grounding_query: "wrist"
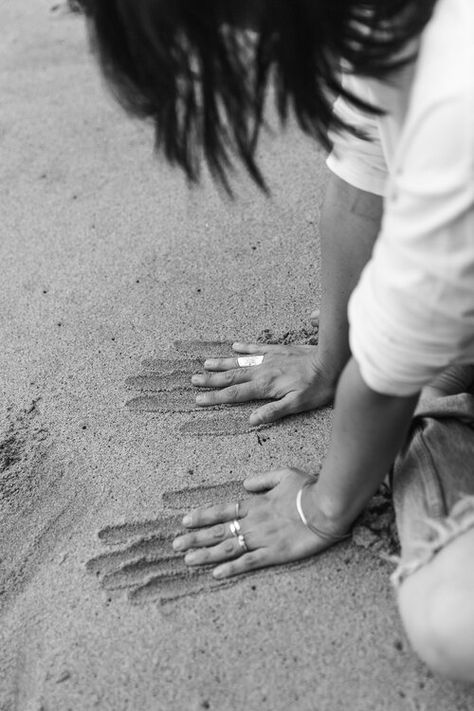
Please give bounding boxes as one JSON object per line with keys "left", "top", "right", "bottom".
{"left": 299, "top": 480, "right": 354, "bottom": 539}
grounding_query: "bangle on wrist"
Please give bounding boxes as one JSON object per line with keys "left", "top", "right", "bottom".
{"left": 296, "top": 480, "right": 351, "bottom": 542}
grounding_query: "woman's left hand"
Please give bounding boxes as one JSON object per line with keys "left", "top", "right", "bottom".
{"left": 172, "top": 467, "right": 346, "bottom": 579}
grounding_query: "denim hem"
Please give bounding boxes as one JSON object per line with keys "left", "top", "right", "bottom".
{"left": 390, "top": 495, "right": 474, "bottom": 588}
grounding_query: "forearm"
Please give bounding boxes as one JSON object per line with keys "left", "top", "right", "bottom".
{"left": 318, "top": 174, "right": 383, "bottom": 380}
{"left": 307, "top": 357, "right": 419, "bottom": 532}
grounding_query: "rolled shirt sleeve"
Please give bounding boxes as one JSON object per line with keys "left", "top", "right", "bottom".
{"left": 349, "top": 0, "right": 474, "bottom": 395}
{"left": 326, "top": 74, "right": 388, "bottom": 197}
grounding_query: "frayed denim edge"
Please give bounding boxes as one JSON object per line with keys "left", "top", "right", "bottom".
{"left": 389, "top": 495, "right": 474, "bottom": 588}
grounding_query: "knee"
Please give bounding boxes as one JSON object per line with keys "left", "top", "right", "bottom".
{"left": 398, "top": 569, "right": 474, "bottom": 682}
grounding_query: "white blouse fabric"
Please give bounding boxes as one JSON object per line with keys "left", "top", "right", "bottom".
{"left": 327, "top": 0, "right": 474, "bottom": 395}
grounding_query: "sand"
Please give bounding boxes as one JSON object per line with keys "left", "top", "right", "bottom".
{"left": 1, "top": 2, "right": 474, "bottom": 709}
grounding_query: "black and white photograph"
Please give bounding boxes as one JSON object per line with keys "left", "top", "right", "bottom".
{"left": 1, "top": 0, "right": 473, "bottom": 709}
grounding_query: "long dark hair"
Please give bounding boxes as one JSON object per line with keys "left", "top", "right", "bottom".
{"left": 82, "top": 0, "right": 436, "bottom": 192}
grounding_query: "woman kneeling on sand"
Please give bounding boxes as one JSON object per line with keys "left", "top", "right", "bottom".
{"left": 83, "top": 0, "right": 474, "bottom": 681}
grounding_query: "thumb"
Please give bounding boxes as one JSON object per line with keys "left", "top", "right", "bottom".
{"left": 249, "top": 393, "right": 300, "bottom": 426}
{"left": 243, "top": 468, "right": 286, "bottom": 492}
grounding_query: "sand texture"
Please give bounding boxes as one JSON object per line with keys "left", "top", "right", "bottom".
{"left": 1, "top": 2, "right": 474, "bottom": 710}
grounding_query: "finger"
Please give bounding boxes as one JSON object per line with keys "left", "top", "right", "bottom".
{"left": 183, "top": 537, "right": 244, "bottom": 566}
{"left": 213, "top": 548, "right": 269, "bottom": 579}
{"left": 243, "top": 468, "right": 286, "bottom": 492}
{"left": 194, "top": 381, "right": 259, "bottom": 407}
{"left": 201, "top": 356, "right": 241, "bottom": 372}
{"left": 191, "top": 368, "right": 251, "bottom": 389}
{"left": 181, "top": 500, "right": 247, "bottom": 529}
{"left": 173, "top": 521, "right": 230, "bottom": 553}
{"left": 231, "top": 342, "right": 277, "bottom": 355}
{"left": 249, "top": 392, "right": 301, "bottom": 426}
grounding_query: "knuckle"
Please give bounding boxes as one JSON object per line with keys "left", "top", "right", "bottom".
{"left": 212, "top": 524, "right": 226, "bottom": 541}
{"left": 222, "top": 562, "right": 235, "bottom": 577}
{"left": 244, "top": 551, "right": 262, "bottom": 569}
{"left": 260, "top": 403, "right": 277, "bottom": 422}
{"left": 186, "top": 533, "right": 199, "bottom": 547}
{"left": 259, "top": 374, "right": 275, "bottom": 397}
{"left": 223, "top": 385, "right": 239, "bottom": 402}
{"left": 223, "top": 370, "right": 236, "bottom": 385}
{"left": 208, "top": 392, "right": 222, "bottom": 405}
{"left": 196, "top": 548, "right": 209, "bottom": 563}
{"left": 223, "top": 539, "right": 236, "bottom": 555}
{"left": 214, "top": 504, "right": 229, "bottom": 519}
{"left": 199, "top": 511, "right": 215, "bottom": 526}
{"left": 176, "top": 534, "right": 191, "bottom": 551}
{"left": 202, "top": 373, "right": 217, "bottom": 386}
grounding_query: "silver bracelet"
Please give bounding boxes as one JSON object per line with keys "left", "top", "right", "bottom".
{"left": 296, "top": 480, "right": 351, "bottom": 542}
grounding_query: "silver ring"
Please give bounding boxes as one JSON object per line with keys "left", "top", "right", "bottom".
{"left": 235, "top": 501, "right": 240, "bottom": 518}
{"left": 237, "top": 355, "right": 264, "bottom": 368}
{"left": 237, "top": 533, "right": 248, "bottom": 553}
{"left": 229, "top": 519, "right": 241, "bottom": 537}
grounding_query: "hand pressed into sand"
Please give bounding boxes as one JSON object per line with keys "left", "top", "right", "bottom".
{"left": 191, "top": 342, "right": 337, "bottom": 425}
{"left": 172, "top": 468, "right": 347, "bottom": 579}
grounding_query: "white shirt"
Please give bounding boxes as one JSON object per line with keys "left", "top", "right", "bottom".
{"left": 327, "top": 0, "right": 474, "bottom": 395}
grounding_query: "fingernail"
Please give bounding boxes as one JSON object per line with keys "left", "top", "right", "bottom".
{"left": 173, "top": 538, "right": 184, "bottom": 551}
{"left": 213, "top": 567, "right": 225, "bottom": 579}
{"left": 204, "top": 359, "right": 215, "bottom": 368}
{"left": 182, "top": 514, "right": 192, "bottom": 526}
{"left": 195, "top": 395, "right": 205, "bottom": 405}
{"left": 191, "top": 375, "right": 201, "bottom": 385}
{"left": 185, "top": 552, "right": 196, "bottom": 564}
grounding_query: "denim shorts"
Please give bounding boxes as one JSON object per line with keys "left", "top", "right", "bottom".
{"left": 391, "top": 392, "right": 474, "bottom": 587}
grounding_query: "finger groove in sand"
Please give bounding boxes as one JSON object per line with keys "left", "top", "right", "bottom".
{"left": 98, "top": 515, "right": 183, "bottom": 545}
{"left": 126, "top": 394, "right": 263, "bottom": 414}
{"left": 125, "top": 374, "right": 195, "bottom": 392}
{"left": 126, "top": 393, "right": 202, "bottom": 412}
{"left": 162, "top": 480, "right": 245, "bottom": 509}
{"left": 86, "top": 535, "right": 178, "bottom": 576}
{"left": 139, "top": 357, "right": 204, "bottom": 373}
{"left": 129, "top": 568, "right": 233, "bottom": 604}
{"left": 101, "top": 556, "right": 186, "bottom": 590}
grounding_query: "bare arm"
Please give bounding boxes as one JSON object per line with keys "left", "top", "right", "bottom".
{"left": 317, "top": 173, "right": 384, "bottom": 380}
{"left": 192, "top": 174, "right": 384, "bottom": 425}
{"left": 305, "top": 357, "right": 419, "bottom": 535}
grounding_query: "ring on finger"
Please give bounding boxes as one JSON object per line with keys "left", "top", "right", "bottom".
{"left": 235, "top": 501, "right": 241, "bottom": 518}
{"left": 237, "top": 533, "right": 248, "bottom": 553}
{"left": 237, "top": 355, "right": 264, "bottom": 368}
{"left": 229, "top": 519, "right": 241, "bottom": 537}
